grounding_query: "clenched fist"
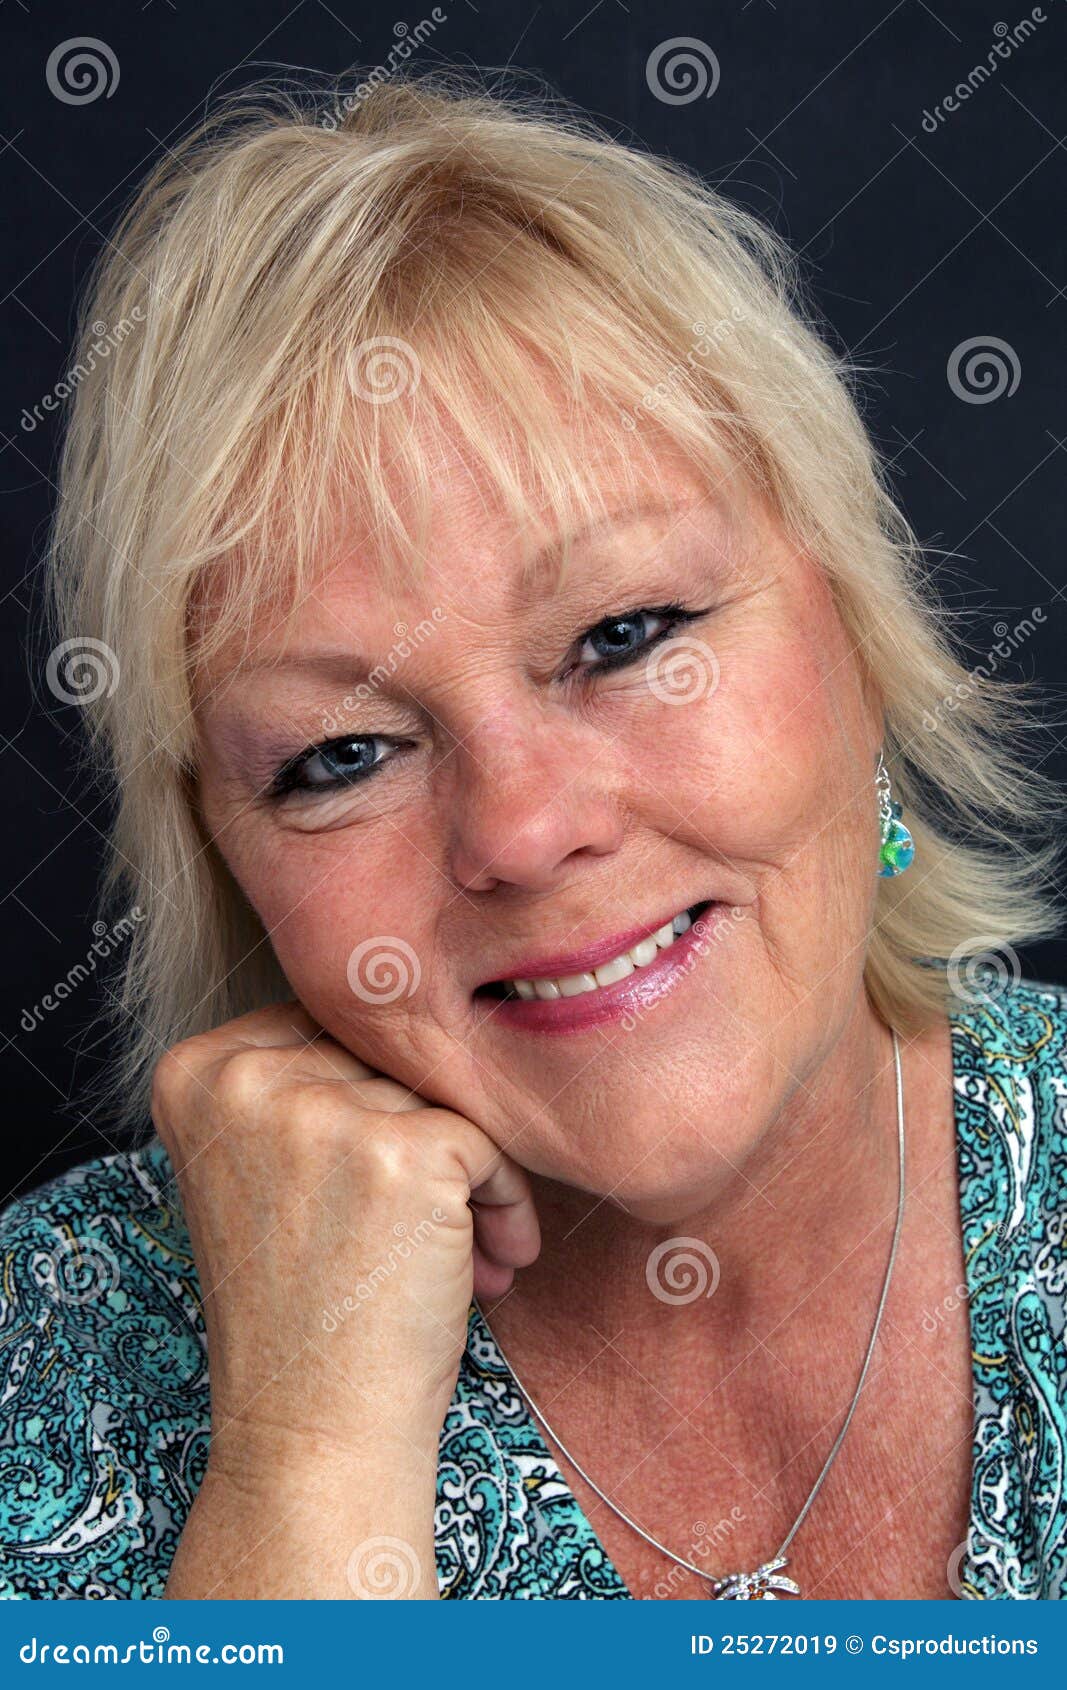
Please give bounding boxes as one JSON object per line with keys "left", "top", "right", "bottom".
{"left": 151, "top": 1000, "right": 539, "bottom": 1598}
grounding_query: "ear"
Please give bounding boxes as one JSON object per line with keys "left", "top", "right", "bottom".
{"left": 857, "top": 660, "right": 886, "bottom": 766}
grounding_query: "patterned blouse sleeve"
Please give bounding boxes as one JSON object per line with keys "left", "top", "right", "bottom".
{"left": 0, "top": 1144, "right": 209, "bottom": 1599}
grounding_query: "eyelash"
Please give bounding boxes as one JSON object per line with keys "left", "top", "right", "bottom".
{"left": 266, "top": 600, "right": 712, "bottom": 800}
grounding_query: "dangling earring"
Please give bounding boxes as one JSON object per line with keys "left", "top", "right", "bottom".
{"left": 876, "top": 749, "right": 915, "bottom": 877}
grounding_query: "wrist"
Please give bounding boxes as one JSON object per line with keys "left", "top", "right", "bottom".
{"left": 208, "top": 1416, "right": 439, "bottom": 1502}
{"left": 167, "top": 1437, "right": 439, "bottom": 1599}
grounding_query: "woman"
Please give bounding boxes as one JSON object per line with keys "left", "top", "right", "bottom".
{"left": 2, "top": 68, "right": 1065, "bottom": 1602}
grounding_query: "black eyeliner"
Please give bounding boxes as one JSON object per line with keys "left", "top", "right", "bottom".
{"left": 566, "top": 600, "right": 713, "bottom": 679}
{"left": 265, "top": 736, "right": 382, "bottom": 800}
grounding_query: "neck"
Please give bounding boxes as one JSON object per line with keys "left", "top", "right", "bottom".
{"left": 482, "top": 992, "right": 905, "bottom": 1379}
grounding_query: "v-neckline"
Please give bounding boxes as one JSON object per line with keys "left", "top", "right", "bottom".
{"left": 468, "top": 1003, "right": 988, "bottom": 1601}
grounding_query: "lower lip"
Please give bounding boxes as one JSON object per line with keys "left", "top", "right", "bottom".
{"left": 476, "top": 907, "right": 718, "bottom": 1034}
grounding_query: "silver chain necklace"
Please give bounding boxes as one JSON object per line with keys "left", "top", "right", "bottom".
{"left": 473, "top": 1027, "right": 905, "bottom": 1600}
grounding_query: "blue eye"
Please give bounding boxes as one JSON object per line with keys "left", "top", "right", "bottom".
{"left": 268, "top": 735, "right": 396, "bottom": 799}
{"left": 574, "top": 602, "right": 710, "bottom": 675}
{"left": 579, "top": 610, "right": 669, "bottom": 668}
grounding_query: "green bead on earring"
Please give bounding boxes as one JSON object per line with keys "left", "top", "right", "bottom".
{"left": 876, "top": 750, "right": 915, "bottom": 878}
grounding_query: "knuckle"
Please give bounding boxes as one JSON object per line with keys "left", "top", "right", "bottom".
{"left": 279, "top": 1082, "right": 361, "bottom": 1155}
{"left": 214, "top": 1046, "right": 281, "bottom": 1115}
{"left": 359, "top": 1123, "right": 422, "bottom": 1190}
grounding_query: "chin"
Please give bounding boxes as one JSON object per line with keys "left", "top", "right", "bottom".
{"left": 570, "top": 1147, "right": 737, "bottom": 1228}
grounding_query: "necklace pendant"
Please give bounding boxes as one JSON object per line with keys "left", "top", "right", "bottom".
{"left": 712, "top": 1556, "right": 801, "bottom": 1600}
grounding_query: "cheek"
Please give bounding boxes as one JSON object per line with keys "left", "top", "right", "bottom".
{"left": 632, "top": 632, "right": 843, "bottom": 858}
{"left": 225, "top": 829, "right": 435, "bottom": 1043}
{"left": 628, "top": 626, "right": 878, "bottom": 964}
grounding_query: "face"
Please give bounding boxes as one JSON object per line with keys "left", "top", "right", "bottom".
{"left": 193, "top": 417, "right": 884, "bottom": 1222}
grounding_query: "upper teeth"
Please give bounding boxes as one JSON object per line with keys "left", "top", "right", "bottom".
{"left": 509, "top": 908, "right": 696, "bottom": 1001}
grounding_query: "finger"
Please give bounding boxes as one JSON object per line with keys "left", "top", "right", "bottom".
{"left": 441, "top": 1129, "right": 542, "bottom": 1269}
{"left": 471, "top": 1192, "right": 541, "bottom": 1270}
{"left": 472, "top": 1239, "right": 516, "bottom": 1299}
{"left": 469, "top": 1152, "right": 541, "bottom": 1271}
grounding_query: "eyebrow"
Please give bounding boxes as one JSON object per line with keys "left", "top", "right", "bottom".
{"left": 230, "top": 497, "right": 693, "bottom": 684}
{"left": 514, "top": 497, "right": 688, "bottom": 593}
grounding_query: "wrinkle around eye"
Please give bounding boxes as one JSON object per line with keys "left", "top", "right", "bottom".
{"left": 268, "top": 781, "right": 404, "bottom": 832}
{"left": 260, "top": 739, "right": 422, "bottom": 827}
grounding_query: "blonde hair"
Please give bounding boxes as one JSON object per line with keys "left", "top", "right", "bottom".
{"left": 41, "top": 65, "right": 1065, "bottom": 1140}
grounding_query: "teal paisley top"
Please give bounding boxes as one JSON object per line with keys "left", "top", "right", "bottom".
{"left": 1, "top": 975, "right": 1065, "bottom": 1600}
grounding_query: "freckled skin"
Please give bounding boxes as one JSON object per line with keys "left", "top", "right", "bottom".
{"left": 192, "top": 421, "right": 973, "bottom": 1598}
{"left": 194, "top": 437, "right": 882, "bottom": 1216}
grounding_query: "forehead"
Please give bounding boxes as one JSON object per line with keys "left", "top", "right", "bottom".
{"left": 340, "top": 449, "right": 714, "bottom": 596}
{"left": 192, "top": 399, "right": 751, "bottom": 687}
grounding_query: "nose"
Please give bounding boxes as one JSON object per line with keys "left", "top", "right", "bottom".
{"left": 444, "top": 712, "right": 624, "bottom": 894}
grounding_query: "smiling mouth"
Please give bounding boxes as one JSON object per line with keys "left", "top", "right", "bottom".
{"left": 474, "top": 900, "right": 715, "bottom": 1003}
